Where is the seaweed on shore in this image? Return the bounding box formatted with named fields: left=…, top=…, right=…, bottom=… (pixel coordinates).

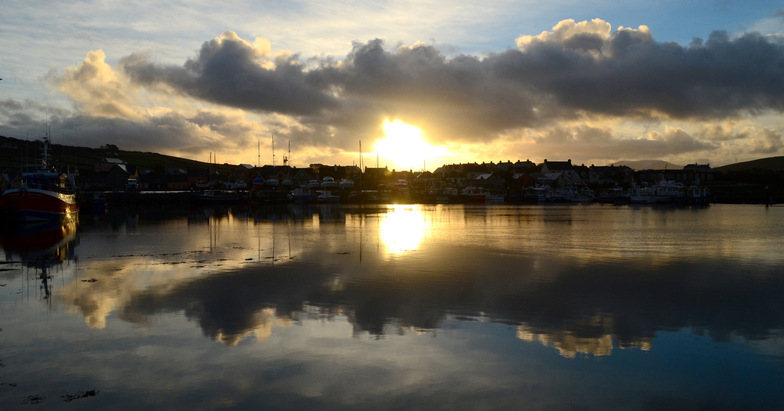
left=61, top=389, right=98, bottom=402
left=21, top=395, right=46, bottom=404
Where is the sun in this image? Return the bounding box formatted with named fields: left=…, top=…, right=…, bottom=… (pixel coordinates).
left=373, top=119, right=446, bottom=171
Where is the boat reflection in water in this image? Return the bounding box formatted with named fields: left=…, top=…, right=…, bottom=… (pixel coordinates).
left=0, top=218, right=78, bottom=300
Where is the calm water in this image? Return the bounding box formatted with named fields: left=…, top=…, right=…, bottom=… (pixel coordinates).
left=1, top=203, right=783, bottom=410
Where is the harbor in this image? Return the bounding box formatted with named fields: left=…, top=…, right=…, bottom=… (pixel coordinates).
left=1, top=203, right=783, bottom=409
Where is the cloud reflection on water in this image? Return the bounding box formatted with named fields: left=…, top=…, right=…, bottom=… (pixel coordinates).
left=18, top=204, right=784, bottom=359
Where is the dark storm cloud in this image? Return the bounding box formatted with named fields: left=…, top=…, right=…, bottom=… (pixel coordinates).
left=119, top=33, right=339, bottom=116
left=540, top=30, right=784, bottom=118
left=118, top=26, right=784, bottom=144
left=0, top=99, right=72, bottom=135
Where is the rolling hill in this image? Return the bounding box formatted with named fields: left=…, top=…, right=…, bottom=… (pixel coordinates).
left=713, top=156, right=784, bottom=172
left=0, top=135, right=221, bottom=175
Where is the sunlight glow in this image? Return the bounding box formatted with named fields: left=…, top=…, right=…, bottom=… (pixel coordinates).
left=379, top=205, right=427, bottom=255
left=374, top=119, right=447, bottom=171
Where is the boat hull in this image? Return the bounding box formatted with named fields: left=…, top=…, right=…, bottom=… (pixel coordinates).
left=2, top=188, right=78, bottom=223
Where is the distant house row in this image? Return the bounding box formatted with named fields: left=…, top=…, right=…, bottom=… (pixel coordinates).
left=2, top=154, right=712, bottom=194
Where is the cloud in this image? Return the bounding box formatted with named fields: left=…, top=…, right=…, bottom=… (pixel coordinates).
left=521, top=123, right=718, bottom=164
left=749, top=127, right=784, bottom=154
left=4, top=19, right=784, bottom=166
left=513, top=20, right=784, bottom=119
left=119, top=31, right=339, bottom=116
left=59, top=110, right=260, bottom=157
left=120, top=22, right=784, bottom=133
left=48, top=50, right=143, bottom=121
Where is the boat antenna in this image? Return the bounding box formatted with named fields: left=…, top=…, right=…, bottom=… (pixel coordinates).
left=359, top=140, right=363, bottom=190
left=42, top=128, right=50, bottom=171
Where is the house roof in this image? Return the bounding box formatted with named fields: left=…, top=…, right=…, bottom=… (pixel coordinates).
left=542, top=159, right=573, bottom=171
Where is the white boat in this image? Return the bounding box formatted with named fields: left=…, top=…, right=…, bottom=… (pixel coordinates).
left=289, top=188, right=318, bottom=203
left=629, top=180, right=684, bottom=204
left=563, top=186, right=595, bottom=203
left=628, top=184, right=656, bottom=204
left=320, top=177, right=338, bottom=189
left=339, top=179, right=355, bottom=189
left=653, top=180, right=684, bottom=203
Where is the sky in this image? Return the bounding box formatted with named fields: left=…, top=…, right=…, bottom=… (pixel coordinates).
left=1, top=1, right=783, bottom=171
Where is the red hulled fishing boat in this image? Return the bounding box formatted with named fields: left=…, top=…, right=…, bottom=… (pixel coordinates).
left=1, top=137, right=78, bottom=223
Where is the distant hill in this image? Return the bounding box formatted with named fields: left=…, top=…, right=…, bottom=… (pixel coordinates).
left=610, top=160, right=683, bottom=170
left=714, top=156, right=784, bottom=172
left=0, top=135, right=223, bottom=175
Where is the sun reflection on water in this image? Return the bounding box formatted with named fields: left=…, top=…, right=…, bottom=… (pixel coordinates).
left=379, top=205, right=427, bottom=255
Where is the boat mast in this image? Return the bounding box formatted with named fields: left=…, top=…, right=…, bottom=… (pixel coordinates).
left=42, top=135, right=49, bottom=171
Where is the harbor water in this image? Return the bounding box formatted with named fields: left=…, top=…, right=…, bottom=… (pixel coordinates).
left=1, top=203, right=783, bottom=409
